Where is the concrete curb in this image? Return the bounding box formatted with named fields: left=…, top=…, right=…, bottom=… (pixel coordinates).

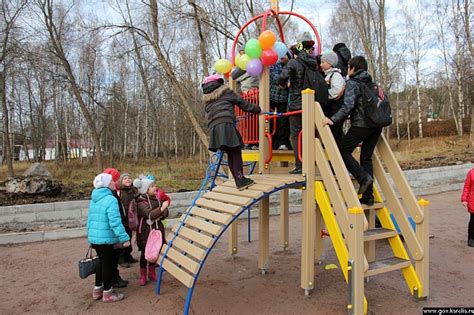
left=0, top=228, right=86, bottom=245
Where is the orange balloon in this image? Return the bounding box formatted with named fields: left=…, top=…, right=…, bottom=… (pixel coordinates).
left=259, top=30, right=277, bottom=50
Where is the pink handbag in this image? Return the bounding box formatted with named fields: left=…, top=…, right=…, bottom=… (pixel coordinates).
left=144, top=216, right=163, bottom=263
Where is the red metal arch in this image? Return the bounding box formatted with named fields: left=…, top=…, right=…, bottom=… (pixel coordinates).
left=230, top=10, right=322, bottom=66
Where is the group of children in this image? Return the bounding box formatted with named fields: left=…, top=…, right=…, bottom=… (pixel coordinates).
left=203, top=32, right=381, bottom=205
left=86, top=168, right=170, bottom=302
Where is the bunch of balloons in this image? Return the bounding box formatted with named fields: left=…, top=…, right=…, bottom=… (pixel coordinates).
left=213, top=30, right=288, bottom=78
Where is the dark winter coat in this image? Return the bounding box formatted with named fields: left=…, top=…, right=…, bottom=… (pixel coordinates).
left=277, top=51, right=327, bottom=110
left=202, top=82, right=261, bottom=130
left=111, top=189, right=126, bottom=225
left=136, top=192, right=170, bottom=251
left=333, top=43, right=352, bottom=77
left=461, top=168, right=474, bottom=213
left=330, top=69, right=372, bottom=128
left=118, top=186, right=138, bottom=227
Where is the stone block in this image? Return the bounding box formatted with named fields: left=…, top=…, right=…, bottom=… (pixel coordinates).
left=36, top=209, right=81, bottom=221
left=0, top=231, right=45, bottom=245
left=44, top=228, right=86, bottom=241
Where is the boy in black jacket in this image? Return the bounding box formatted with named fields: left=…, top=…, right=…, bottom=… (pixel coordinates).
left=322, top=56, right=382, bottom=205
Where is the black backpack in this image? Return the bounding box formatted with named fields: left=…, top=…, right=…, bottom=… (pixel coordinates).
left=297, top=59, right=329, bottom=106
left=359, top=81, right=392, bottom=128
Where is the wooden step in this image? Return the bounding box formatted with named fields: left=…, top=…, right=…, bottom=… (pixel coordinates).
left=221, top=181, right=275, bottom=193
left=365, top=257, right=412, bottom=277
left=202, top=191, right=253, bottom=206
left=364, top=228, right=398, bottom=242
left=253, top=174, right=306, bottom=183
left=212, top=185, right=264, bottom=199
left=161, top=257, right=194, bottom=288
left=170, top=236, right=206, bottom=261
left=162, top=244, right=200, bottom=274
left=184, top=216, right=222, bottom=235
left=246, top=176, right=287, bottom=188
left=195, top=198, right=241, bottom=215
left=173, top=226, right=214, bottom=248
left=190, top=207, right=232, bottom=225
left=362, top=203, right=384, bottom=210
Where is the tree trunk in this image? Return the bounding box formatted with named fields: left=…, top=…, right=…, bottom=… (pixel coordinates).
left=188, top=0, right=209, bottom=76
left=0, top=70, right=14, bottom=177
left=148, top=0, right=209, bottom=149
left=415, top=61, right=423, bottom=138
left=40, top=0, right=104, bottom=171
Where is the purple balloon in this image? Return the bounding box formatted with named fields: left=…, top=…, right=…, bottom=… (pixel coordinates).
left=246, top=58, right=263, bottom=77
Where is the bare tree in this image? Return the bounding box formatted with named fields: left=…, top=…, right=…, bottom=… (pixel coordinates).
left=0, top=0, right=27, bottom=176
left=37, top=0, right=104, bottom=170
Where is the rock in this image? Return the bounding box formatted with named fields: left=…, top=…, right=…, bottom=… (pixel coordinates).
left=5, top=176, right=62, bottom=195
left=23, top=163, right=53, bottom=178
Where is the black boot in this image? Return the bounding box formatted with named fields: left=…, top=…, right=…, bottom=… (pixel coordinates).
left=126, top=254, right=138, bottom=264
left=289, top=167, right=302, bottom=174
left=358, top=175, right=373, bottom=195
left=468, top=239, right=474, bottom=247
left=236, top=177, right=255, bottom=190
left=118, top=256, right=131, bottom=268
left=111, top=272, right=128, bottom=288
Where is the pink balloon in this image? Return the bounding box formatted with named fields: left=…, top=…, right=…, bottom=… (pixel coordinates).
left=246, top=58, right=263, bottom=77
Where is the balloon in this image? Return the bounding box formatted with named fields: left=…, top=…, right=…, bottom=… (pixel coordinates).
left=226, top=49, right=238, bottom=63
left=273, top=41, right=288, bottom=58
left=214, top=59, right=232, bottom=74
left=237, top=54, right=251, bottom=70
left=246, top=58, right=263, bottom=77
left=245, top=38, right=262, bottom=59
left=260, top=49, right=278, bottom=66
left=259, top=30, right=277, bottom=50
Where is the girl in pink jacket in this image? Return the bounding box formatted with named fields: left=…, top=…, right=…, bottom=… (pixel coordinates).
left=460, top=168, right=474, bottom=247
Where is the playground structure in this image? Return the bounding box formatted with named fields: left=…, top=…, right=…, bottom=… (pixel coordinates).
left=155, top=1, right=430, bottom=314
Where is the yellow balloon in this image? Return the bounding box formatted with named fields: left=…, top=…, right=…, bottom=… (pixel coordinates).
left=214, top=59, right=232, bottom=74
left=235, top=54, right=242, bottom=68
left=236, top=54, right=251, bottom=70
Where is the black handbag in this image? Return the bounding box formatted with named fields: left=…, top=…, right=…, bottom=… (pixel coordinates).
left=78, top=246, right=99, bottom=279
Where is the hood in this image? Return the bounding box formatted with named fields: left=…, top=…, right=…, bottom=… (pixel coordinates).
left=324, top=67, right=341, bottom=76
left=202, top=84, right=231, bottom=103
left=333, top=43, right=351, bottom=63
left=351, top=69, right=372, bottom=83
left=91, top=187, right=113, bottom=203
left=297, top=51, right=317, bottom=68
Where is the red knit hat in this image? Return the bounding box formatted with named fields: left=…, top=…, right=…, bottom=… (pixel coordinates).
left=103, top=168, right=121, bottom=182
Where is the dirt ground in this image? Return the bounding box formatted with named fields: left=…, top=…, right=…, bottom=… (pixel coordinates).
left=0, top=190, right=473, bottom=315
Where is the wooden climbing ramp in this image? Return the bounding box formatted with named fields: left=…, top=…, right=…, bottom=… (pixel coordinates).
left=156, top=174, right=305, bottom=315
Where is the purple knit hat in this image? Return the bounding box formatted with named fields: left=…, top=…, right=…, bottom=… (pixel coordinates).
left=203, top=74, right=223, bottom=85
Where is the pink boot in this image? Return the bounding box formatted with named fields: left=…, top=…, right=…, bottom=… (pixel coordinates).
left=148, top=265, right=157, bottom=282
left=139, top=268, right=147, bottom=286
left=92, top=286, right=103, bottom=300
left=102, top=289, right=124, bottom=302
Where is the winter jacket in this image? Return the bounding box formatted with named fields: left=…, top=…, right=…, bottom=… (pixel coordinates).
left=461, top=168, right=474, bottom=213
left=232, top=68, right=259, bottom=93
left=323, top=68, right=345, bottom=117
left=118, top=186, right=139, bottom=227
left=330, top=69, right=372, bottom=128
left=277, top=51, right=327, bottom=110
left=333, top=43, right=352, bottom=77
left=136, top=191, right=170, bottom=251
left=87, top=187, right=130, bottom=245
left=270, top=62, right=289, bottom=104
left=202, top=82, right=261, bottom=130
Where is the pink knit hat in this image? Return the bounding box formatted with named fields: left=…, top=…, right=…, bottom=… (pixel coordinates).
left=203, top=74, right=223, bottom=85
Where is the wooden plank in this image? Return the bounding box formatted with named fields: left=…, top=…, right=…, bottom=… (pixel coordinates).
left=254, top=174, right=305, bottom=183
left=190, top=207, right=232, bottom=225
left=280, top=188, right=289, bottom=250
left=162, top=258, right=194, bottom=288
left=202, top=191, right=253, bottom=207
left=246, top=176, right=287, bottom=187
left=365, top=257, right=412, bottom=277
left=174, top=226, right=214, bottom=248
left=195, top=198, right=241, bottom=215
left=415, top=200, right=430, bottom=297
left=171, top=236, right=206, bottom=261
left=373, top=154, right=424, bottom=261
left=377, top=135, right=424, bottom=223
left=212, top=185, right=264, bottom=199
left=162, top=244, right=200, bottom=274
left=185, top=216, right=222, bottom=235
left=364, top=228, right=398, bottom=242
left=362, top=203, right=384, bottom=210
left=221, top=181, right=275, bottom=193
left=300, top=90, right=316, bottom=292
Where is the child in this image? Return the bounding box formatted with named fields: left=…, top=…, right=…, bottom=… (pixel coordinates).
left=87, top=173, right=130, bottom=302
left=322, top=56, right=381, bottom=206
left=133, top=176, right=171, bottom=285
left=320, top=50, right=346, bottom=140
left=117, top=172, right=139, bottom=265
left=202, top=74, right=261, bottom=190
left=461, top=168, right=474, bottom=247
